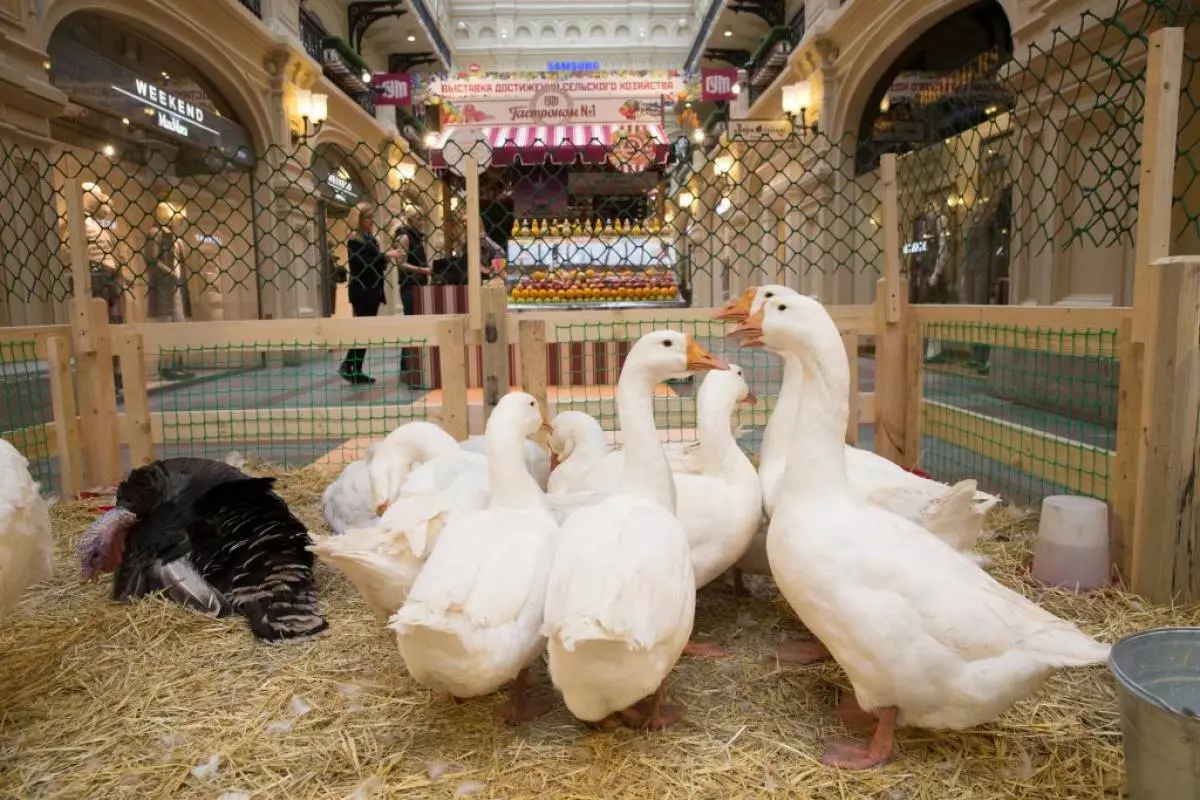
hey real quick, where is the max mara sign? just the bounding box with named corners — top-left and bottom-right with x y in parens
top-left (109, 79), bottom-right (221, 141)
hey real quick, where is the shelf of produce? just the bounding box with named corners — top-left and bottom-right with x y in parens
top-left (508, 300), bottom-right (686, 311)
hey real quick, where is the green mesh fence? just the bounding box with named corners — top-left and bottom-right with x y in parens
top-left (917, 321), bottom-right (1118, 506)
top-left (144, 337), bottom-right (429, 467)
top-left (0, 340), bottom-right (55, 493)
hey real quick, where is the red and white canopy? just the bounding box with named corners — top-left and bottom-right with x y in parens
top-left (429, 123), bottom-right (669, 169)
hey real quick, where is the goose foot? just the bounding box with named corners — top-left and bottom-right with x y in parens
top-left (583, 713), bottom-right (624, 731)
top-left (776, 638), bottom-right (831, 665)
top-left (820, 706), bottom-right (897, 770)
top-left (683, 640), bottom-right (729, 658)
top-left (443, 692), bottom-right (465, 705)
top-left (620, 684), bottom-right (683, 731)
top-left (836, 693), bottom-right (878, 734)
top-left (497, 668), bottom-right (552, 725)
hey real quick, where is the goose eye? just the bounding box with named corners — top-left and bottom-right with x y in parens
top-left (529, 400), bottom-right (536, 407)
top-left (662, 339), bottom-right (673, 347)
top-left (778, 304), bottom-right (788, 311)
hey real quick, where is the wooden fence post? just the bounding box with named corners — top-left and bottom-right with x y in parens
top-left (904, 317), bottom-right (925, 469)
top-left (479, 283), bottom-right (510, 423)
top-left (519, 319), bottom-right (549, 419)
top-left (436, 317), bottom-right (469, 441)
top-left (64, 177), bottom-right (121, 487)
top-left (1111, 317), bottom-right (1143, 580)
top-left (114, 332), bottom-right (154, 468)
top-left (1127, 27), bottom-right (1185, 600)
top-left (1130, 256), bottom-right (1200, 603)
top-left (45, 335), bottom-right (83, 498)
top-left (874, 153), bottom-right (910, 466)
top-left (464, 155), bottom-right (483, 332)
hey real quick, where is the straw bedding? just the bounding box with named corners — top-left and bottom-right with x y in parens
top-left (0, 466), bottom-right (1192, 799)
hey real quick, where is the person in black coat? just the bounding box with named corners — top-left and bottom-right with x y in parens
top-left (340, 205), bottom-right (428, 384)
top-left (389, 206), bottom-right (433, 384)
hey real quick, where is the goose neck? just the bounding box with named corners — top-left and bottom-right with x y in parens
top-left (486, 425), bottom-right (547, 512)
top-left (616, 368), bottom-right (676, 511)
top-left (779, 327), bottom-right (851, 500)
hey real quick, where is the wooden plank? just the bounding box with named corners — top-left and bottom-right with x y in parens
top-left (45, 336), bottom-right (83, 498)
top-left (873, 278), bottom-right (907, 463)
top-left (910, 317), bottom-right (1120, 358)
top-left (529, 305), bottom-right (876, 343)
top-left (145, 405), bottom-right (430, 443)
top-left (479, 282), bottom-right (509, 423)
top-left (904, 319), bottom-right (924, 470)
top-left (911, 303), bottom-right (1131, 329)
top-left (465, 156), bottom-right (483, 332)
top-left (436, 318), bottom-right (469, 441)
top-left (0, 325), bottom-right (73, 358)
top-left (113, 315), bottom-right (455, 354)
top-left (114, 332), bottom-right (154, 468)
top-left (4, 424), bottom-right (54, 462)
top-left (842, 329), bottom-right (859, 445)
top-left (74, 297), bottom-right (121, 487)
top-left (879, 154), bottom-right (902, 324)
top-left (62, 177), bottom-right (94, 354)
top-left (1131, 27), bottom-right (1184, 343)
top-left (922, 399), bottom-right (1113, 499)
top-left (1111, 316), bottom-right (1142, 581)
top-left (519, 319), bottom-right (549, 416)
top-left (1131, 255), bottom-right (1200, 603)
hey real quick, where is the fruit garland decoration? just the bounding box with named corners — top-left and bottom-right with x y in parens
top-left (608, 127), bottom-right (656, 174)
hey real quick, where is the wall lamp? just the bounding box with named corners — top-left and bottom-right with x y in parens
top-left (781, 80), bottom-right (819, 135)
top-left (292, 88), bottom-right (328, 143)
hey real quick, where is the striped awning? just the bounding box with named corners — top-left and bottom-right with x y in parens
top-left (430, 123), bottom-right (669, 169)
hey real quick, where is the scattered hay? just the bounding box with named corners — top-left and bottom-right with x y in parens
top-left (0, 471), bottom-right (1192, 798)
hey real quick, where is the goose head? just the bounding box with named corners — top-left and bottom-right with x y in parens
top-left (699, 362), bottom-right (757, 409)
top-left (715, 284), bottom-right (801, 322)
top-left (548, 410), bottom-right (607, 470)
top-left (367, 421), bottom-right (460, 515)
top-left (490, 391), bottom-right (553, 443)
top-left (731, 294), bottom-right (837, 355)
top-left (623, 329), bottom-right (728, 383)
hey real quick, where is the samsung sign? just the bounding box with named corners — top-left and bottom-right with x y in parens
top-left (547, 61), bottom-right (601, 72)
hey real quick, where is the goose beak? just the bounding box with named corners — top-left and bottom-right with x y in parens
top-left (714, 287), bottom-right (757, 322)
top-left (685, 335), bottom-right (728, 372)
top-left (375, 501), bottom-right (389, 517)
top-left (741, 389), bottom-right (758, 405)
top-left (539, 419), bottom-right (554, 436)
top-left (731, 308), bottom-right (766, 348)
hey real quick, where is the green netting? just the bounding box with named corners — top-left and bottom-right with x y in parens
top-left (917, 320), bottom-right (1118, 506)
top-left (551, 318), bottom-right (786, 449)
top-left (0, 340), bottom-right (55, 493)
top-left (145, 338), bottom-right (430, 467)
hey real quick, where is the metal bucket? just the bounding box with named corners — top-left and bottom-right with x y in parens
top-left (1111, 628), bottom-right (1200, 799)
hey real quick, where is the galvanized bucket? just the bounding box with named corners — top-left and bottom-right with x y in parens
top-left (1110, 628), bottom-right (1200, 799)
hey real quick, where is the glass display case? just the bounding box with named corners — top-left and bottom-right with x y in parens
top-left (503, 218), bottom-right (685, 310)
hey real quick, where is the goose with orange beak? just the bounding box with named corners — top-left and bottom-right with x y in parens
top-left (543, 330), bottom-right (730, 731)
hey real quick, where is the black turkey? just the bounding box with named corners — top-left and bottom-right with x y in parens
top-left (77, 458), bottom-right (328, 643)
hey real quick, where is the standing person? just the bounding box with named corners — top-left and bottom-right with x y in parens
top-left (340, 205), bottom-right (409, 385)
top-left (390, 206), bottom-right (432, 384)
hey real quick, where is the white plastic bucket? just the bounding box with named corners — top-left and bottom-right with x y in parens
top-left (1031, 494), bottom-right (1109, 590)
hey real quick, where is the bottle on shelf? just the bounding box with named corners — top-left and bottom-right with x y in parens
top-left (592, 219), bottom-right (603, 235)
top-left (603, 218), bottom-right (615, 235)
top-left (519, 219), bottom-right (531, 237)
top-left (511, 219), bottom-right (520, 237)
top-left (531, 219), bottom-right (541, 237)
top-left (540, 219), bottom-right (550, 238)
top-left (631, 219), bottom-right (644, 235)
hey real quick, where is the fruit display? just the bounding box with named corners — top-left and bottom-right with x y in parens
top-left (511, 216), bottom-right (663, 238)
top-left (509, 267), bottom-right (680, 304)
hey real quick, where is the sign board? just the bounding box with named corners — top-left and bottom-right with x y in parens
top-left (902, 239), bottom-right (930, 255)
top-left (727, 119), bottom-right (793, 141)
top-left (567, 171), bottom-right (657, 196)
top-left (886, 72), bottom-right (940, 102)
top-left (47, 40), bottom-right (253, 158)
top-left (429, 70), bottom-right (684, 102)
top-left (440, 93), bottom-right (665, 127)
top-left (310, 149), bottom-right (364, 207)
top-left (700, 68), bottom-right (738, 102)
top-left (547, 61), bottom-right (601, 72)
top-left (373, 73), bottom-right (413, 106)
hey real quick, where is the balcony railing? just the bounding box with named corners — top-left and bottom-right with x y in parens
top-left (238, 0), bottom-right (262, 18)
top-left (744, 8), bottom-right (806, 108)
top-left (298, 6), bottom-right (377, 118)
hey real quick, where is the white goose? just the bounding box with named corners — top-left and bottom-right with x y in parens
top-left (549, 368), bottom-right (762, 646)
top-left (734, 295), bottom-right (1109, 769)
top-left (390, 392), bottom-right (559, 722)
top-left (717, 285), bottom-right (1000, 544)
top-left (542, 331), bottom-right (726, 729)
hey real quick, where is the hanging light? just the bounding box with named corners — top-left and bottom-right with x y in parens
top-left (692, 128), bottom-right (706, 144)
top-left (678, 190), bottom-right (695, 209)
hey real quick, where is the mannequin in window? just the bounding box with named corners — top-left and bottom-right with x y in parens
top-left (82, 188), bottom-right (125, 324)
top-left (145, 202), bottom-right (193, 380)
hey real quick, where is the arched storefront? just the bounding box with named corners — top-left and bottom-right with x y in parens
top-left (45, 11), bottom-right (264, 324)
top-left (852, 0), bottom-right (1014, 307)
top-left (310, 143), bottom-right (370, 317)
